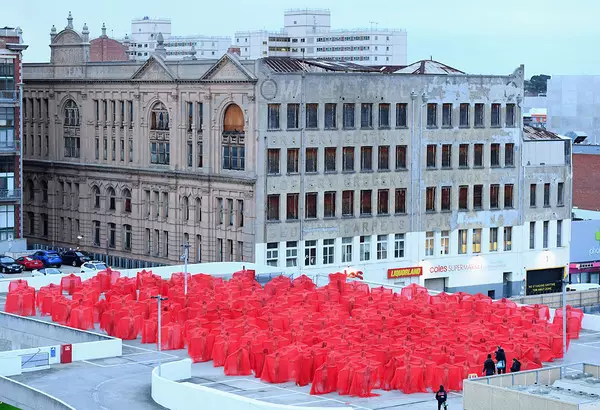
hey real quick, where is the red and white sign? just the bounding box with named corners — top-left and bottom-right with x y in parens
top-left (387, 266), bottom-right (423, 279)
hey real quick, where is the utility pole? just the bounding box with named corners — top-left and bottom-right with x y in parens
top-left (181, 242), bottom-right (190, 296)
top-left (151, 295), bottom-right (168, 377)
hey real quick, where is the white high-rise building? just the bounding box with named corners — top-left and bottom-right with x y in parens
top-left (126, 16), bottom-right (230, 61)
top-left (234, 9), bottom-right (407, 65)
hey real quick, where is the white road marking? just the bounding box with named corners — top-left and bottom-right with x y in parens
top-left (121, 343), bottom-right (179, 359)
top-left (292, 400), bottom-right (330, 405)
top-left (82, 356), bottom-right (179, 368)
top-left (258, 392), bottom-right (302, 400)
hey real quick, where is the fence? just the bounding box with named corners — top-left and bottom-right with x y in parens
top-left (510, 289), bottom-right (600, 309)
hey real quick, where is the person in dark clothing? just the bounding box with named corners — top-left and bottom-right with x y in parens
top-left (510, 358), bottom-right (521, 373)
top-left (435, 385), bottom-right (448, 410)
top-left (495, 345), bottom-right (507, 374)
top-left (483, 354), bottom-right (496, 376)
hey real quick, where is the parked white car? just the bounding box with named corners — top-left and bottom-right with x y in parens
top-left (31, 267), bottom-right (64, 276)
top-left (80, 261), bottom-right (108, 274)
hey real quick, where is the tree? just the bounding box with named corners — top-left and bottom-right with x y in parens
top-left (525, 74), bottom-right (551, 96)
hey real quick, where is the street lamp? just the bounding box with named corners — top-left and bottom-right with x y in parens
top-left (151, 295), bottom-right (168, 377)
top-left (562, 268), bottom-right (568, 359)
top-left (76, 235), bottom-right (83, 251)
top-left (181, 242), bottom-right (190, 296)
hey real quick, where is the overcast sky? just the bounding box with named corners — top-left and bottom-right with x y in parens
top-left (6, 0), bottom-right (598, 77)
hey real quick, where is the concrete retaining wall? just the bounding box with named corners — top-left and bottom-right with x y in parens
top-left (510, 289), bottom-right (600, 309)
top-left (0, 374), bottom-right (75, 410)
top-left (151, 359), bottom-right (352, 410)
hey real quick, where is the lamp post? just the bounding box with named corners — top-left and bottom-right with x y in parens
top-left (151, 295), bottom-right (168, 377)
top-left (562, 268), bottom-right (567, 359)
top-left (181, 242), bottom-right (190, 296)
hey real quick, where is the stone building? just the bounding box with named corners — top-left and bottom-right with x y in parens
top-left (22, 15), bottom-right (257, 268)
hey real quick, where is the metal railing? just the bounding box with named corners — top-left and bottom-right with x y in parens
top-left (474, 362), bottom-right (586, 386)
top-left (0, 189), bottom-right (21, 201)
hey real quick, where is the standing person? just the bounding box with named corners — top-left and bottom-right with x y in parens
top-left (435, 385), bottom-right (448, 410)
top-left (495, 345), bottom-right (507, 374)
top-left (510, 358), bottom-right (521, 373)
top-left (482, 354), bottom-right (496, 376)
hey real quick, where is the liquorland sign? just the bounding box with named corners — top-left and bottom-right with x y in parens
top-left (387, 267), bottom-right (423, 279)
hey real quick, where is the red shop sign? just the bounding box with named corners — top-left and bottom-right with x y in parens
top-left (387, 266), bottom-right (423, 279)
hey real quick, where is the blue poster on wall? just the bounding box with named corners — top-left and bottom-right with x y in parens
top-left (50, 347), bottom-right (56, 358)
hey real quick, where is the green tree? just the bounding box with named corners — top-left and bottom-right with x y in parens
top-left (525, 74), bottom-right (551, 95)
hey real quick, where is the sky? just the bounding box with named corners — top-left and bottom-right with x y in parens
top-left (5, 0), bottom-right (600, 77)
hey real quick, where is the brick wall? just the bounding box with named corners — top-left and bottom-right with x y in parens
top-left (573, 153), bottom-right (600, 210)
top-left (90, 37), bottom-right (128, 62)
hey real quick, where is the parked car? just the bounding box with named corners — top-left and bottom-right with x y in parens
top-left (31, 250), bottom-right (63, 268)
top-left (0, 255), bottom-right (24, 274)
top-left (31, 267), bottom-right (64, 276)
top-left (80, 261), bottom-right (108, 274)
top-left (60, 250), bottom-right (92, 267)
top-left (16, 256), bottom-right (44, 271)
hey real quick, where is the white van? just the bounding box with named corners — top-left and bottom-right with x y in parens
top-left (566, 283), bottom-right (600, 292)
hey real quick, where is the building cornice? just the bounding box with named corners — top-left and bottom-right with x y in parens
top-left (23, 79), bottom-right (258, 85)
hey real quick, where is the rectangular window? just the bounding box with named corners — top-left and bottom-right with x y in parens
top-left (395, 145), bottom-right (407, 169)
top-left (267, 194), bottom-right (279, 221)
top-left (150, 142), bottom-right (170, 165)
top-left (228, 199), bottom-right (234, 226)
top-left (427, 103), bottom-right (437, 127)
top-left (459, 103), bottom-right (469, 127)
top-left (440, 230), bottom-right (449, 255)
top-left (103, 100), bottom-right (107, 122)
top-left (474, 144), bottom-right (483, 167)
top-left (93, 220), bottom-right (100, 245)
top-left (474, 103), bottom-right (484, 127)
top-left (557, 182), bottom-right (564, 206)
top-left (343, 103), bottom-right (355, 128)
top-left (426, 187), bottom-right (436, 212)
top-left (305, 192), bottom-right (317, 219)
top-left (396, 103), bottom-right (407, 127)
top-left (186, 142), bottom-right (193, 167)
top-left (504, 184), bottom-right (514, 208)
top-left (441, 186), bottom-right (451, 211)
top-left (285, 241), bottom-right (298, 267)
top-left (217, 238), bottom-right (223, 261)
top-left (306, 103), bottom-right (318, 129)
top-left (489, 227), bottom-right (498, 252)
top-left (120, 139), bottom-right (125, 162)
top-left (543, 220), bottom-right (549, 248)
top-left (94, 100), bottom-right (99, 122)
top-left (266, 242), bottom-right (279, 266)
top-left (529, 221), bottom-right (536, 249)
top-left (491, 103), bottom-right (500, 127)
top-left (324, 147), bottom-right (336, 172)
top-left (305, 147), bottom-right (318, 173)
top-left (506, 104), bottom-right (516, 127)
top-left (441, 144), bottom-right (452, 168)
top-left (394, 233), bottom-right (405, 258)
top-left (163, 192), bottom-right (169, 219)
top-left (129, 138), bottom-right (134, 162)
top-left (342, 237), bottom-right (353, 263)
top-left (267, 104), bottom-right (280, 130)
top-left (111, 101), bottom-right (116, 123)
top-left (378, 146), bottom-right (389, 170)
top-left (472, 228), bottom-right (482, 253)
top-left (163, 231), bottom-right (169, 257)
top-left (377, 234), bottom-right (388, 260)
top-left (323, 239), bottom-right (335, 264)
top-left (504, 143), bottom-right (514, 166)
top-left (459, 144), bottom-right (469, 168)
top-left (360, 103), bottom-right (373, 128)
top-left (286, 193), bottom-right (298, 220)
top-left (287, 148), bottom-right (299, 173)
top-left (379, 103), bottom-right (390, 128)
top-left (557, 220), bottom-right (563, 247)
top-left (360, 190), bottom-right (372, 215)
top-left (459, 186), bottom-right (468, 210)
top-left (377, 189), bottom-right (389, 215)
top-left (342, 190), bottom-right (354, 216)
top-left (504, 227), bottom-right (512, 251)
top-left (395, 188), bottom-right (406, 214)
top-left (237, 199), bottom-right (244, 227)
top-left (305, 240), bottom-right (317, 266)
top-left (128, 101), bottom-right (134, 126)
top-left (186, 102), bottom-right (193, 131)
top-left (425, 231), bottom-right (434, 256)
top-left (103, 138), bottom-right (107, 160)
top-left (287, 104), bottom-right (299, 129)
top-left (544, 183), bottom-right (550, 207)
top-left (426, 144), bottom-right (437, 168)
top-left (111, 138), bottom-right (116, 160)
top-left (342, 147), bottom-right (354, 172)
top-left (324, 103), bottom-right (337, 129)
top-left (490, 184), bottom-right (499, 209)
top-left (108, 223), bottom-right (116, 248)
top-left (530, 184), bottom-right (537, 207)
top-left (458, 229), bottom-right (467, 254)
top-left (473, 185), bottom-right (483, 209)
top-left (360, 146), bottom-right (372, 171)
top-left (267, 149), bottom-right (280, 174)
top-left (359, 236), bottom-right (371, 261)
top-left (442, 103), bottom-right (452, 127)
top-left (324, 191), bottom-right (336, 218)
top-left (491, 143), bottom-right (500, 167)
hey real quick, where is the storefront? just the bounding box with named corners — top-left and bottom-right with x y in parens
top-left (570, 220), bottom-right (600, 285)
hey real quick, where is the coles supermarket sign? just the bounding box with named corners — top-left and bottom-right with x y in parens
top-left (429, 263), bottom-right (483, 273)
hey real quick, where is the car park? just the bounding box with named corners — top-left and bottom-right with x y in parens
top-left (16, 256), bottom-right (44, 271)
top-left (60, 250), bottom-right (92, 267)
top-left (0, 255), bottom-right (24, 274)
top-left (80, 261), bottom-right (108, 274)
top-left (31, 250), bottom-right (63, 268)
top-left (31, 267), bottom-right (64, 276)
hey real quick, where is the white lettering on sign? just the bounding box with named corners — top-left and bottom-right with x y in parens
top-left (589, 248), bottom-right (600, 256)
top-left (429, 263), bottom-right (483, 273)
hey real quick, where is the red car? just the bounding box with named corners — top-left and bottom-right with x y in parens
top-left (16, 256), bottom-right (44, 271)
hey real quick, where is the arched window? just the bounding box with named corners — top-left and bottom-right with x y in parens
top-left (149, 102), bottom-right (170, 165)
top-left (26, 179), bottom-right (34, 201)
top-left (182, 196), bottom-right (189, 221)
top-left (195, 197), bottom-right (202, 223)
top-left (63, 100), bottom-right (80, 158)
top-left (123, 189), bottom-right (132, 213)
top-left (222, 104), bottom-right (245, 171)
top-left (91, 185), bottom-right (100, 208)
top-left (107, 187), bottom-right (116, 210)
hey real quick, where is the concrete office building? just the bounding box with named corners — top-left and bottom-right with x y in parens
top-left (0, 26), bottom-right (27, 252)
top-left (253, 59), bottom-right (571, 297)
top-left (234, 9), bottom-right (407, 65)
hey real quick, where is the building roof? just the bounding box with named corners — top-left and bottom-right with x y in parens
top-left (261, 57), bottom-right (378, 73)
top-left (392, 59), bottom-right (464, 75)
top-left (523, 126), bottom-right (567, 141)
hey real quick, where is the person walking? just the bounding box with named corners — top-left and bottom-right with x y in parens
top-left (482, 354), bottom-right (496, 376)
top-left (435, 385), bottom-right (448, 410)
top-left (510, 358), bottom-right (521, 373)
top-left (495, 345), bottom-right (507, 374)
